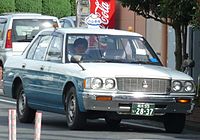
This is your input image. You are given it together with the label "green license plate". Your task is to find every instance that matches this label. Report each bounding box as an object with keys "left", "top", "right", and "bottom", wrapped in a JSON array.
[{"left": 131, "top": 103, "right": 155, "bottom": 116}]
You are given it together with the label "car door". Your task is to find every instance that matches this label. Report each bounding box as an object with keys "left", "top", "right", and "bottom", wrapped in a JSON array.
[
  {"left": 41, "top": 33, "right": 65, "bottom": 111},
  {"left": 24, "top": 34, "right": 53, "bottom": 108}
]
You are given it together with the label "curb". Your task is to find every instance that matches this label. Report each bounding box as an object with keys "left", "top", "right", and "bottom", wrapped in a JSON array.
[{"left": 185, "top": 120, "right": 200, "bottom": 131}]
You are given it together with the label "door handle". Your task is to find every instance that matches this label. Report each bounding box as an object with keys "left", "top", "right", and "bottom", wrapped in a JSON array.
[
  {"left": 40, "top": 66, "right": 44, "bottom": 70},
  {"left": 22, "top": 64, "right": 26, "bottom": 68}
]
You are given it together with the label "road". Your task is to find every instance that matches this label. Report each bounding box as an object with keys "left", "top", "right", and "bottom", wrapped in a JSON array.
[{"left": 1, "top": 94, "right": 200, "bottom": 140}]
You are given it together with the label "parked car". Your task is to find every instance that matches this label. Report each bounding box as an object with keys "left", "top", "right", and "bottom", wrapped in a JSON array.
[
  {"left": 3, "top": 28, "right": 197, "bottom": 133},
  {"left": 0, "top": 13, "right": 60, "bottom": 79},
  {"left": 59, "top": 16, "right": 76, "bottom": 28}
]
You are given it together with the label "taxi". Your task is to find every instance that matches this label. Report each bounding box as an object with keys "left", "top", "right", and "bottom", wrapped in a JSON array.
[{"left": 3, "top": 27, "right": 196, "bottom": 133}]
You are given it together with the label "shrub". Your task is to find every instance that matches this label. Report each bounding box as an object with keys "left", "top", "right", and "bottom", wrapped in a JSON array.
[
  {"left": 0, "top": 0, "right": 15, "bottom": 14},
  {"left": 15, "top": 0, "right": 42, "bottom": 13},
  {"left": 70, "top": 0, "right": 76, "bottom": 16},
  {"left": 42, "top": 0, "right": 71, "bottom": 18}
]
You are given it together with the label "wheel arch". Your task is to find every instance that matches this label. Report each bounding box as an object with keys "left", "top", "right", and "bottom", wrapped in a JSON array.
[
  {"left": 12, "top": 77, "right": 22, "bottom": 99},
  {"left": 62, "top": 81, "right": 75, "bottom": 110},
  {"left": 0, "top": 59, "right": 3, "bottom": 67}
]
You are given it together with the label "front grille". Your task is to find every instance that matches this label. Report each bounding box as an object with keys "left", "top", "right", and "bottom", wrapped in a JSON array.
[{"left": 116, "top": 78, "right": 170, "bottom": 94}]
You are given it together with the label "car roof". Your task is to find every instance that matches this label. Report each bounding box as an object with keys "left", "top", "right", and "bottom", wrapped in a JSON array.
[
  {"left": 42, "top": 28, "right": 143, "bottom": 37},
  {"left": 0, "top": 13, "right": 58, "bottom": 19},
  {"left": 60, "top": 16, "right": 76, "bottom": 21}
]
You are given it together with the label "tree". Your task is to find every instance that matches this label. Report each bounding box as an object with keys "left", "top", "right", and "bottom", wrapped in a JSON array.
[
  {"left": 15, "top": 0, "right": 42, "bottom": 13},
  {"left": 0, "top": 0, "right": 15, "bottom": 14},
  {"left": 192, "top": 2, "right": 200, "bottom": 27},
  {"left": 42, "top": 0, "right": 71, "bottom": 18},
  {"left": 118, "top": 0, "right": 199, "bottom": 70},
  {"left": 70, "top": 0, "right": 76, "bottom": 16}
]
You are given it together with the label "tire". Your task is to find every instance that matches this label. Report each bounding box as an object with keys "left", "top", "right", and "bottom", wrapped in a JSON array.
[
  {"left": 65, "top": 86, "right": 86, "bottom": 130},
  {"left": 16, "top": 84, "right": 36, "bottom": 123},
  {"left": 164, "top": 113, "right": 186, "bottom": 133},
  {"left": 105, "top": 117, "right": 121, "bottom": 127}
]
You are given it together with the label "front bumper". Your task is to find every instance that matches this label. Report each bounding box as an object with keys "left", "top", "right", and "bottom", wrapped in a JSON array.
[{"left": 82, "top": 91, "right": 195, "bottom": 115}]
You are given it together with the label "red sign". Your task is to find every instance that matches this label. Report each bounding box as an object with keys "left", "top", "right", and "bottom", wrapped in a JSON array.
[{"left": 90, "top": 0, "right": 115, "bottom": 28}]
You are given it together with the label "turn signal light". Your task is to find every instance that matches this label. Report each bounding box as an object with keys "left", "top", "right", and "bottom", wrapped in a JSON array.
[
  {"left": 176, "top": 99, "right": 190, "bottom": 103},
  {"left": 5, "top": 29, "right": 12, "bottom": 48},
  {"left": 96, "top": 96, "right": 112, "bottom": 101}
]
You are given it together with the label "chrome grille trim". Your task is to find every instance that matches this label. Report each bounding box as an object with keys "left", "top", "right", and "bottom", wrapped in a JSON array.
[{"left": 116, "top": 78, "right": 170, "bottom": 94}]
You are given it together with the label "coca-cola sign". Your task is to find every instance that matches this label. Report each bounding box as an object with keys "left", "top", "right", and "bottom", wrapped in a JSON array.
[{"left": 90, "top": 0, "right": 115, "bottom": 28}]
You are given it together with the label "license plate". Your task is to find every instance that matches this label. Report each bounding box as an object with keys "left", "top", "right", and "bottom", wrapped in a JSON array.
[{"left": 131, "top": 103, "right": 155, "bottom": 116}]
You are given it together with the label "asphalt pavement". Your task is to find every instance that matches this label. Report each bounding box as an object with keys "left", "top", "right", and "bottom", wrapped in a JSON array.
[{"left": 0, "top": 80, "right": 200, "bottom": 132}]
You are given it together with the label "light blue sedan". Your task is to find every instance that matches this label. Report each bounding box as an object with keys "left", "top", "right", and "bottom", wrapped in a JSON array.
[{"left": 3, "top": 28, "right": 196, "bottom": 133}]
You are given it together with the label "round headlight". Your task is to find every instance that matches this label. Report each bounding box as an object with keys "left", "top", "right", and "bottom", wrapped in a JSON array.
[
  {"left": 91, "top": 78, "right": 103, "bottom": 89},
  {"left": 172, "top": 81, "right": 182, "bottom": 92},
  {"left": 105, "top": 79, "right": 115, "bottom": 89},
  {"left": 184, "top": 81, "right": 194, "bottom": 92}
]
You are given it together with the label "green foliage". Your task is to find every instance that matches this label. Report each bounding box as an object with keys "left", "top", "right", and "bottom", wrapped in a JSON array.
[
  {"left": 15, "top": 0, "right": 42, "bottom": 13},
  {"left": 0, "top": 0, "right": 15, "bottom": 14},
  {"left": 191, "top": 2, "right": 200, "bottom": 27},
  {"left": 70, "top": 0, "right": 76, "bottom": 16},
  {"left": 119, "top": 0, "right": 197, "bottom": 27},
  {"left": 42, "top": 0, "right": 71, "bottom": 18}
]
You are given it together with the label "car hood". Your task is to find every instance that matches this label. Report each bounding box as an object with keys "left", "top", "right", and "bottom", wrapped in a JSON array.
[{"left": 79, "top": 63, "right": 193, "bottom": 80}]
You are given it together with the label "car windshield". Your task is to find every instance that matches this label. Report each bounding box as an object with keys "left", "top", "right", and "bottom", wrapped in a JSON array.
[
  {"left": 66, "top": 34, "right": 162, "bottom": 66},
  {"left": 12, "top": 19, "right": 57, "bottom": 42}
]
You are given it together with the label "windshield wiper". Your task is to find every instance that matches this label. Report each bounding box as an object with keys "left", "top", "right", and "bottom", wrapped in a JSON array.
[
  {"left": 82, "top": 59, "right": 106, "bottom": 63},
  {"left": 104, "top": 58, "right": 127, "bottom": 63},
  {"left": 82, "top": 58, "right": 126, "bottom": 63}
]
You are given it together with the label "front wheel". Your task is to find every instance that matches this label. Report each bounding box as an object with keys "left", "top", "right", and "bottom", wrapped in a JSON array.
[
  {"left": 16, "top": 84, "right": 36, "bottom": 123},
  {"left": 163, "top": 113, "right": 186, "bottom": 133},
  {"left": 65, "top": 86, "right": 86, "bottom": 130}
]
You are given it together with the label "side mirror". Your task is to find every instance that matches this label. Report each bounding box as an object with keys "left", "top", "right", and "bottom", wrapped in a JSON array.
[
  {"left": 70, "top": 55, "right": 85, "bottom": 71},
  {"left": 188, "top": 60, "right": 195, "bottom": 68},
  {"left": 70, "top": 55, "right": 82, "bottom": 63},
  {"left": 182, "top": 59, "right": 195, "bottom": 68}
]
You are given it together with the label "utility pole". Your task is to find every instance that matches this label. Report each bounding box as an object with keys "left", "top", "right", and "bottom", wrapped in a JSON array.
[{"left": 76, "top": 0, "right": 90, "bottom": 27}]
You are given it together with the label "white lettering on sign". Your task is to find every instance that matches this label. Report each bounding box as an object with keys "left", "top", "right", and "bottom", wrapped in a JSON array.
[{"left": 94, "top": 0, "right": 110, "bottom": 27}]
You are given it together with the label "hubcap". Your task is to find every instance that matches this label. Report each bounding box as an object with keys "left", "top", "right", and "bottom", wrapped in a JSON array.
[
  {"left": 18, "top": 90, "right": 26, "bottom": 115},
  {"left": 67, "top": 94, "right": 76, "bottom": 123}
]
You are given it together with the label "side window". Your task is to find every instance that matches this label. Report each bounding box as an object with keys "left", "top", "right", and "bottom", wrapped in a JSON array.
[
  {"left": 33, "top": 35, "right": 52, "bottom": 61},
  {"left": 46, "top": 36, "right": 63, "bottom": 63},
  {"left": 63, "top": 20, "right": 73, "bottom": 28},
  {"left": 0, "top": 21, "right": 6, "bottom": 41},
  {"left": 27, "top": 36, "right": 41, "bottom": 59}
]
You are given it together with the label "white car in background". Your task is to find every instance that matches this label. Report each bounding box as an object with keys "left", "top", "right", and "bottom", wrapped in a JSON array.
[
  {"left": 0, "top": 13, "right": 60, "bottom": 79},
  {"left": 59, "top": 16, "right": 76, "bottom": 28}
]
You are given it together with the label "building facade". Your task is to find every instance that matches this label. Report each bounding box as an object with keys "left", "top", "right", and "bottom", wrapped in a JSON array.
[{"left": 115, "top": 1, "right": 169, "bottom": 67}]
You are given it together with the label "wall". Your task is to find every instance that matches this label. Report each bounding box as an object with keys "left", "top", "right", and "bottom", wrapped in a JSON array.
[
  {"left": 146, "top": 19, "right": 163, "bottom": 63},
  {"left": 115, "top": 1, "right": 146, "bottom": 37},
  {"left": 115, "top": 2, "right": 167, "bottom": 65}
]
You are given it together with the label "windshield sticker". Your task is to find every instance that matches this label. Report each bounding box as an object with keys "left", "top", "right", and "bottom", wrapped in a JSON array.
[{"left": 149, "top": 58, "right": 158, "bottom": 62}]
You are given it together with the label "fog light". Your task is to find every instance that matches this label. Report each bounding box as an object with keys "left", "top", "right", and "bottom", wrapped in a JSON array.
[
  {"left": 176, "top": 99, "right": 190, "bottom": 103},
  {"left": 96, "top": 96, "right": 112, "bottom": 101}
]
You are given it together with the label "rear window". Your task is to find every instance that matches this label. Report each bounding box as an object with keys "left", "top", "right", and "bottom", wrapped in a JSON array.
[{"left": 12, "top": 19, "right": 57, "bottom": 42}]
